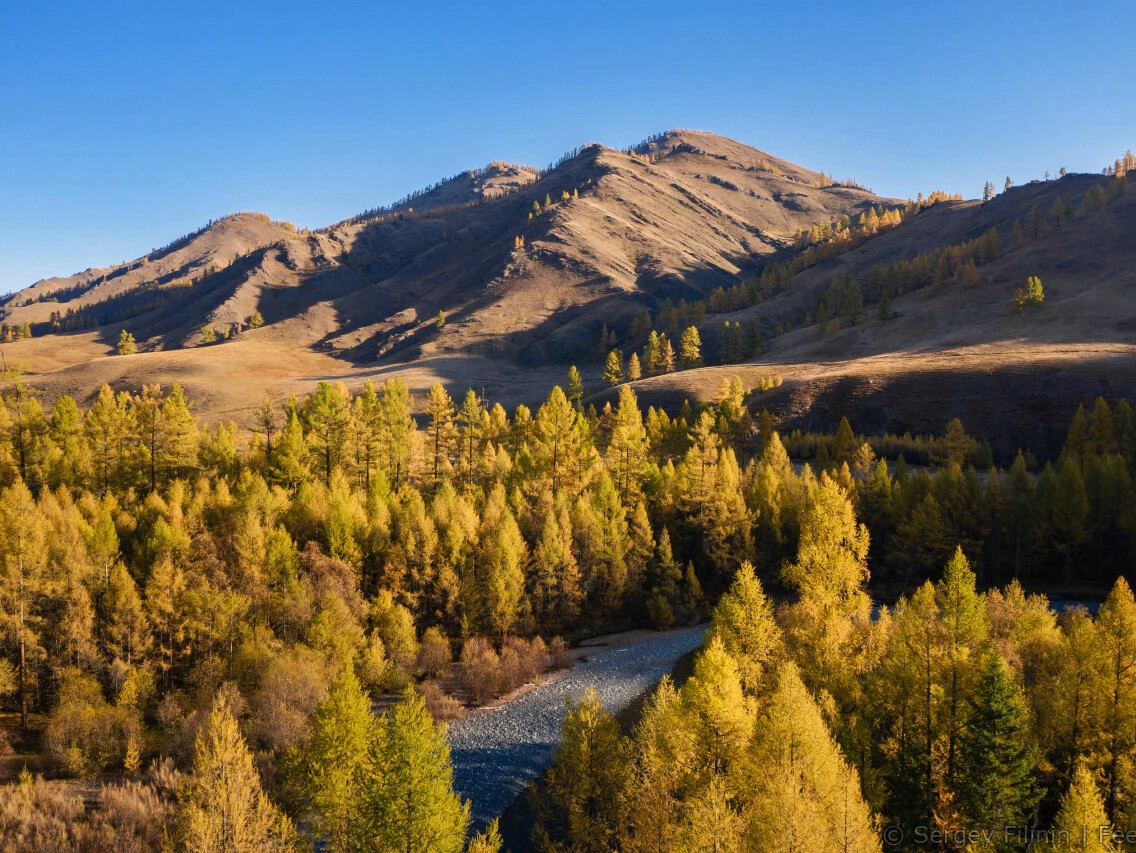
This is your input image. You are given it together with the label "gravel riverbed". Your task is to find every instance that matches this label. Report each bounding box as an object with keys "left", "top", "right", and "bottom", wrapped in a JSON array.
[{"left": 448, "top": 624, "right": 708, "bottom": 827}]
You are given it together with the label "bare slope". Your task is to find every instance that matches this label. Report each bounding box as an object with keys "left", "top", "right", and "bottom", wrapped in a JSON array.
[
  {"left": 4, "top": 131, "right": 1133, "bottom": 451},
  {"left": 597, "top": 173, "right": 1136, "bottom": 457},
  {"left": 0, "top": 130, "right": 888, "bottom": 402}
]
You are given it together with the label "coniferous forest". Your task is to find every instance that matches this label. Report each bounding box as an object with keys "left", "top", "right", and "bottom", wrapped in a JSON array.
[
  {"left": 9, "top": 0, "right": 1136, "bottom": 848},
  {"left": 0, "top": 368, "right": 1134, "bottom": 851}
]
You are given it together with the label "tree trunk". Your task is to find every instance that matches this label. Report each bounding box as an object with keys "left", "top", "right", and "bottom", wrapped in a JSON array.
[{"left": 19, "top": 630, "right": 27, "bottom": 728}]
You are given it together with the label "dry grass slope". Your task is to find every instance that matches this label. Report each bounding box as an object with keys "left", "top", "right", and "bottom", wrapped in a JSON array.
[{"left": 3, "top": 131, "right": 1134, "bottom": 452}]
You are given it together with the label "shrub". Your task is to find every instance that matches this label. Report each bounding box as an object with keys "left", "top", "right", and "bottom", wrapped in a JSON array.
[
  {"left": 115, "top": 667, "right": 156, "bottom": 715},
  {"left": 497, "top": 645, "right": 522, "bottom": 693},
  {"left": 44, "top": 669, "right": 140, "bottom": 776},
  {"left": 459, "top": 637, "right": 501, "bottom": 706},
  {"left": 646, "top": 593, "right": 675, "bottom": 630},
  {"left": 0, "top": 773, "right": 176, "bottom": 853},
  {"left": 358, "top": 632, "right": 409, "bottom": 693},
  {"left": 504, "top": 635, "right": 549, "bottom": 685},
  {"left": 417, "top": 681, "right": 462, "bottom": 722},
  {"left": 93, "top": 779, "right": 176, "bottom": 850},
  {"left": 369, "top": 590, "right": 419, "bottom": 671},
  {"left": 417, "top": 627, "right": 452, "bottom": 677},
  {"left": 0, "top": 775, "right": 86, "bottom": 851},
  {"left": 459, "top": 636, "right": 561, "bottom": 706},
  {"left": 251, "top": 645, "right": 330, "bottom": 752},
  {"left": 549, "top": 637, "right": 574, "bottom": 670}
]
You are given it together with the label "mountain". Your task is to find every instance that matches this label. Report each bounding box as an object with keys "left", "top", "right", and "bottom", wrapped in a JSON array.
[{"left": 4, "top": 131, "right": 1134, "bottom": 455}]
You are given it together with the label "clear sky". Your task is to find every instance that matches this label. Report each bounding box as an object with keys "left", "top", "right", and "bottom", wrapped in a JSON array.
[{"left": 2, "top": 0, "right": 1133, "bottom": 293}]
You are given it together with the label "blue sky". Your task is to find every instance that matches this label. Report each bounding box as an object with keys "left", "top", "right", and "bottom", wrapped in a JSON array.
[{"left": 2, "top": 0, "right": 1132, "bottom": 293}]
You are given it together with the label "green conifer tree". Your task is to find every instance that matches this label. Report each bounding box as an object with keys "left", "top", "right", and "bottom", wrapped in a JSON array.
[{"left": 954, "top": 655, "right": 1039, "bottom": 837}]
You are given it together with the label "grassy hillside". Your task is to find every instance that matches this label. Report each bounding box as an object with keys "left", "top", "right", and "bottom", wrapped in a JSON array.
[{"left": 2, "top": 132, "right": 1132, "bottom": 455}]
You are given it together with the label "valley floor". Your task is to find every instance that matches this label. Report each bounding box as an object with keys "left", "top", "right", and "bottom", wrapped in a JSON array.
[{"left": 448, "top": 624, "right": 707, "bottom": 828}]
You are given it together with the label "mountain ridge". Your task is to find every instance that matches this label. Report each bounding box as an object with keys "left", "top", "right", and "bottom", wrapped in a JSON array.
[{"left": 2, "top": 130, "right": 1133, "bottom": 457}]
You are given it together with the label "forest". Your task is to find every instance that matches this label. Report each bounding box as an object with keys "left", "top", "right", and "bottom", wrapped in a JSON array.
[{"left": 0, "top": 368, "right": 1134, "bottom": 851}]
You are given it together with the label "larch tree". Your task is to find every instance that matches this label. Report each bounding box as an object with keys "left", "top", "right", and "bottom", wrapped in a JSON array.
[
  {"left": 466, "top": 821, "right": 502, "bottom": 853},
  {"left": 272, "top": 410, "right": 310, "bottom": 490},
  {"left": 116, "top": 329, "right": 137, "bottom": 355},
  {"left": 103, "top": 562, "right": 151, "bottom": 667},
  {"left": 456, "top": 390, "right": 483, "bottom": 487},
  {"left": 304, "top": 381, "right": 352, "bottom": 487},
  {"left": 535, "top": 688, "right": 630, "bottom": 853},
  {"left": 602, "top": 350, "right": 623, "bottom": 386},
  {"left": 1038, "top": 608, "right": 1102, "bottom": 782},
  {"left": 46, "top": 394, "right": 92, "bottom": 489},
  {"left": 1048, "top": 456, "right": 1088, "bottom": 587},
  {"left": 349, "top": 689, "right": 469, "bottom": 853},
  {"left": 702, "top": 448, "right": 751, "bottom": 576},
  {"left": 472, "top": 483, "right": 527, "bottom": 637},
  {"left": 780, "top": 475, "right": 872, "bottom": 695},
  {"left": 623, "top": 677, "right": 690, "bottom": 853},
  {"left": 0, "top": 480, "right": 48, "bottom": 726},
  {"left": 380, "top": 378, "right": 415, "bottom": 487},
  {"left": 746, "top": 661, "right": 881, "bottom": 853},
  {"left": 534, "top": 386, "right": 596, "bottom": 500},
  {"left": 678, "top": 635, "right": 752, "bottom": 785},
  {"left": 531, "top": 508, "right": 577, "bottom": 629},
  {"left": 660, "top": 335, "right": 676, "bottom": 373},
  {"left": 604, "top": 385, "right": 649, "bottom": 504},
  {"left": 585, "top": 473, "right": 631, "bottom": 615},
  {"left": 710, "top": 562, "right": 783, "bottom": 695},
  {"left": 162, "top": 384, "right": 198, "bottom": 483},
  {"left": 86, "top": 501, "right": 119, "bottom": 586},
  {"left": 351, "top": 384, "right": 381, "bottom": 491},
  {"left": 176, "top": 694, "right": 296, "bottom": 852},
  {"left": 675, "top": 777, "right": 744, "bottom": 853},
  {"left": 424, "top": 383, "right": 457, "bottom": 489},
  {"left": 143, "top": 557, "right": 189, "bottom": 690},
  {"left": 1093, "top": 577, "right": 1136, "bottom": 821},
  {"left": 877, "top": 291, "right": 892, "bottom": 321},
  {"left": 643, "top": 331, "right": 662, "bottom": 376},
  {"left": 135, "top": 384, "right": 164, "bottom": 493},
  {"left": 1049, "top": 762, "right": 1118, "bottom": 853},
  {"left": 874, "top": 581, "right": 943, "bottom": 831},
  {"left": 289, "top": 665, "right": 375, "bottom": 852},
  {"left": 935, "top": 546, "right": 989, "bottom": 785},
  {"left": 627, "top": 352, "right": 642, "bottom": 382},
  {"left": 566, "top": 366, "right": 584, "bottom": 410},
  {"left": 833, "top": 416, "right": 858, "bottom": 466},
  {"left": 256, "top": 395, "right": 277, "bottom": 474},
  {"left": 85, "top": 384, "right": 129, "bottom": 494},
  {"left": 678, "top": 326, "right": 702, "bottom": 369},
  {"left": 676, "top": 411, "right": 721, "bottom": 522}
]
